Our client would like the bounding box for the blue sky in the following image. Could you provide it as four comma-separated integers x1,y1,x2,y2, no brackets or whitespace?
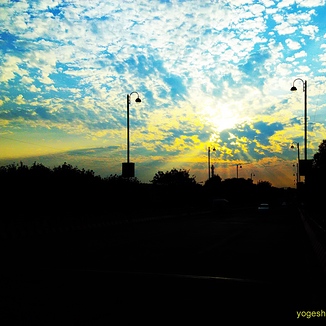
1,0,326,187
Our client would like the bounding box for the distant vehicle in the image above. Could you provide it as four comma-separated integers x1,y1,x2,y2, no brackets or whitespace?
257,203,270,214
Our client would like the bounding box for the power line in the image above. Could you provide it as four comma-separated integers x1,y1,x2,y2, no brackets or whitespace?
0,135,61,151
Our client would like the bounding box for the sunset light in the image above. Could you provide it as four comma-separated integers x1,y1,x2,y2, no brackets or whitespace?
1,0,326,188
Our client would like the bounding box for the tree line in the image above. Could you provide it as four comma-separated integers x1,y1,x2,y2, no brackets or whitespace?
1,161,284,220
1,139,325,232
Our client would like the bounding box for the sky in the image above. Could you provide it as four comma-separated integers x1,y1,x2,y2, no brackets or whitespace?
1,0,326,188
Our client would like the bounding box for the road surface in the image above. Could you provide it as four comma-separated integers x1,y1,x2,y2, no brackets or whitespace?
1,204,326,324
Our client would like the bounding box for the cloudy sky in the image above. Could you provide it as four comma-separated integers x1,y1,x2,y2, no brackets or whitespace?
1,0,326,187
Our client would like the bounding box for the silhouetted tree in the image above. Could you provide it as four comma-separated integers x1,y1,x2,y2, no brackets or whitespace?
150,168,197,186
103,174,140,185
256,180,272,189
204,174,222,186
203,174,222,197
219,178,256,205
149,168,200,212
308,139,326,210
255,180,273,203
52,162,98,182
30,161,52,177
312,139,326,170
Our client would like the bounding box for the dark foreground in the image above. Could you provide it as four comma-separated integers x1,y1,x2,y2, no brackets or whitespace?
1,204,326,325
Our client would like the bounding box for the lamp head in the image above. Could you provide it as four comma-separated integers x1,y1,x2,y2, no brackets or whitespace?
290,86,297,92
135,97,141,103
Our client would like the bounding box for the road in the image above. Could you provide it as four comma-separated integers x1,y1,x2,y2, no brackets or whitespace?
2,204,326,325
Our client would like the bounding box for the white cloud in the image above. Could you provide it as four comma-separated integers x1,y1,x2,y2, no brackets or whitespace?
31,0,61,11
318,53,326,65
297,0,326,7
277,0,296,8
274,21,297,35
302,25,319,39
294,50,307,59
29,85,41,92
45,85,58,92
0,55,26,82
260,0,275,7
15,94,25,105
21,75,34,84
250,3,266,14
285,39,301,50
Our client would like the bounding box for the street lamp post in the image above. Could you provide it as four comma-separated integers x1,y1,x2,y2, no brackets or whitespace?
291,142,300,185
236,164,242,179
122,91,141,178
208,146,216,179
291,79,307,162
291,142,300,161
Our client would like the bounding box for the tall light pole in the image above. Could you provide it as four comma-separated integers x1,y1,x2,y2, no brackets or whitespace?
291,142,300,185
291,142,300,161
291,79,307,162
208,146,216,179
122,91,141,178
236,164,242,179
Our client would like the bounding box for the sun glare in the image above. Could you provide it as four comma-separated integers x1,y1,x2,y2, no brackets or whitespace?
201,105,242,132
